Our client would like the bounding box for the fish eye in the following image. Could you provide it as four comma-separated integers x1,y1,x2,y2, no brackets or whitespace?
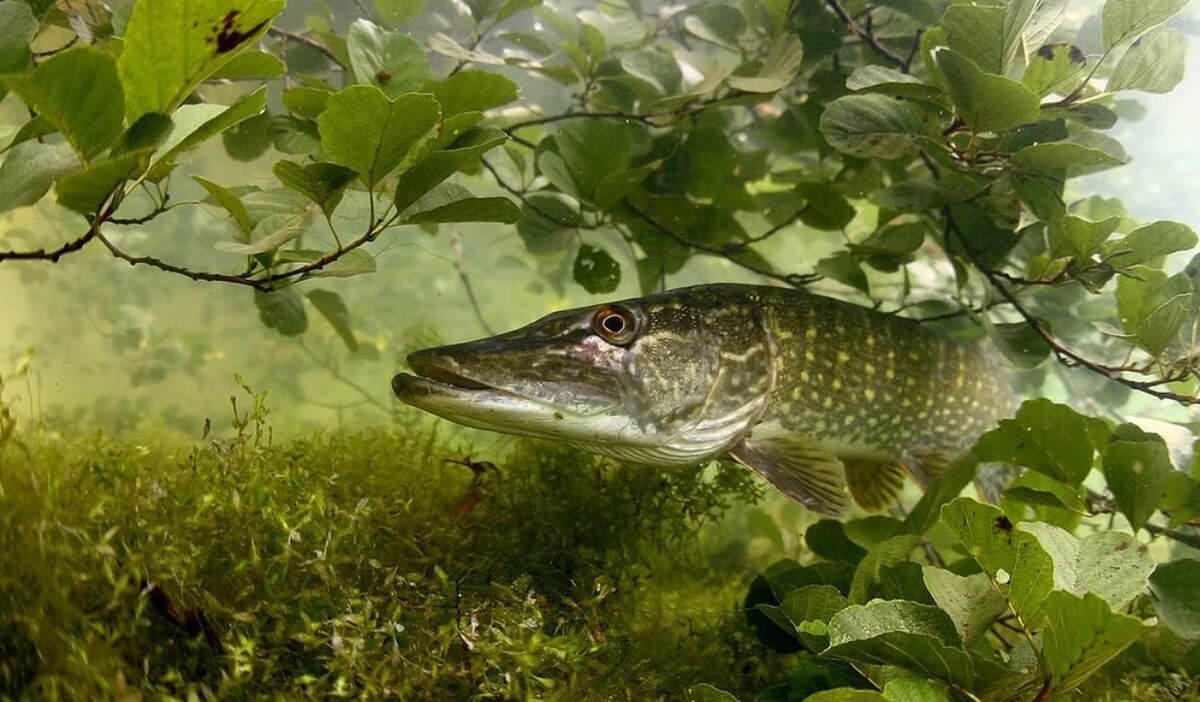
592,305,637,345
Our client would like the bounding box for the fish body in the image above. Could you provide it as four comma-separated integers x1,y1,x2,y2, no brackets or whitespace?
391,284,1015,513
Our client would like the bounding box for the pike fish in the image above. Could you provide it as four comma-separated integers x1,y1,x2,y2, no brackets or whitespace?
391,284,1015,514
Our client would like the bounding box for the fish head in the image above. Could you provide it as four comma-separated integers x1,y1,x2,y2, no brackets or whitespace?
391,286,774,462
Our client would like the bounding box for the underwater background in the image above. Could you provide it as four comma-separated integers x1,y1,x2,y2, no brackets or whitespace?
2,0,1200,700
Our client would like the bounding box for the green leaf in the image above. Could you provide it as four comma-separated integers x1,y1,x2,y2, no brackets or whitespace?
1117,268,1193,356
393,126,506,212
154,86,268,168
1004,485,1086,513
1049,214,1121,259
986,320,1052,369
869,178,974,212
1104,220,1198,269
939,498,1055,622
1039,591,1146,690
549,119,638,203
936,49,1041,133
273,160,358,218
282,87,331,120
940,2,1007,75
54,153,141,214
780,585,850,628
619,50,683,95
319,87,440,187
426,31,505,66
1109,27,1186,93
0,142,80,213
816,253,869,294
405,196,520,224
922,567,1005,647
306,289,358,351
825,600,973,687
0,0,38,100
973,399,1094,484
777,585,850,651
1021,522,1155,606
119,0,283,124
516,191,581,255
215,210,311,254
573,244,621,294
375,0,426,25
848,534,921,604
432,70,518,118
1101,0,1189,50
255,288,308,336
269,115,321,156
1103,438,1173,530
1012,133,1129,176
843,516,902,549
346,19,431,98
311,249,377,279
805,520,867,564
1,47,124,161
1149,559,1200,639
900,455,978,536
882,677,951,702
192,175,252,235
853,222,926,272
820,94,928,159
221,113,273,161
1023,42,1090,97
806,690,885,702
5,115,55,151
794,182,854,231
683,5,746,49
115,114,174,157
208,50,285,79
727,33,803,93
687,684,740,702
846,65,942,98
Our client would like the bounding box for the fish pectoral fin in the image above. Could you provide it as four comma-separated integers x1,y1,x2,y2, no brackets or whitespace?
730,435,848,516
844,458,907,512
904,450,954,489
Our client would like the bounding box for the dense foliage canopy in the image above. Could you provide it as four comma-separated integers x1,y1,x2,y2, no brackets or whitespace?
2,0,1200,699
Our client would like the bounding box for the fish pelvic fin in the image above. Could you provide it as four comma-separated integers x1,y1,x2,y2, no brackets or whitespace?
844,458,907,512
904,449,954,489
730,435,848,516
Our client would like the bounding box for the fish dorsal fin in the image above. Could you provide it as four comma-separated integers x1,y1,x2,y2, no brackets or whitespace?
730,435,848,515
844,458,907,512
905,450,953,489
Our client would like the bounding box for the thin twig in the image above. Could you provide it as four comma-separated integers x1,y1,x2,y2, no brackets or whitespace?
0,228,98,262
448,230,495,335
622,201,819,288
267,27,344,67
824,0,910,71
943,212,1196,405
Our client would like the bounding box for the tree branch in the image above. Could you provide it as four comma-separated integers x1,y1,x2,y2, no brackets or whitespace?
622,201,819,288
267,27,344,67
0,228,98,262
943,211,1197,405
825,0,911,71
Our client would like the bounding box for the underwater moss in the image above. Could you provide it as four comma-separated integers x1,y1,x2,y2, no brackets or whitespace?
0,413,792,701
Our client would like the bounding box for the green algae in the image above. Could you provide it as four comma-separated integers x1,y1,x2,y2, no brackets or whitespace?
0,400,785,701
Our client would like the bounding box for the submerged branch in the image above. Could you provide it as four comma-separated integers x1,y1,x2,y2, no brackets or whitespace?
825,0,911,71
0,228,98,263
622,201,819,288
943,212,1197,406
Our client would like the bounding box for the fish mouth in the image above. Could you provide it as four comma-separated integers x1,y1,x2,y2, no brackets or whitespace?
392,351,495,398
